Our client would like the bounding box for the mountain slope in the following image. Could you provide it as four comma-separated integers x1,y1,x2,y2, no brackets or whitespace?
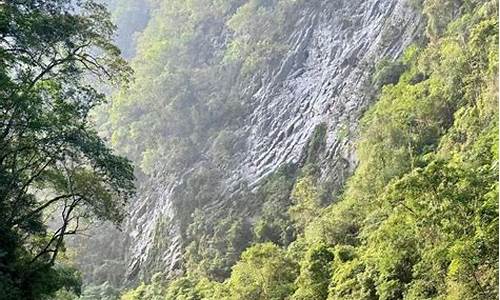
115,0,498,299
75,1,497,298
104,0,423,284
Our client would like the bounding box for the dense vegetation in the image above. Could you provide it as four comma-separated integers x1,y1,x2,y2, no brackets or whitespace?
0,1,134,299
2,0,497,299
112,0,499,299
88,0,320,284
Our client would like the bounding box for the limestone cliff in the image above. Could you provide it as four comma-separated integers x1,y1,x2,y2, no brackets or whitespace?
80,0,424,286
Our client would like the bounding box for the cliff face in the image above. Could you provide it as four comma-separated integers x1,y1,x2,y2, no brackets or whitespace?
116,0,423,284
236,0,421,186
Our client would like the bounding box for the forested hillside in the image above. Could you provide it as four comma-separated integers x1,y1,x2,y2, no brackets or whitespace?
114,1,498,299
78,0,424,289
111,0,499,299
0,0,497,300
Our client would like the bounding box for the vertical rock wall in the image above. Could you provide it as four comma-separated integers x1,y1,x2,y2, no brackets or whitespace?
122,0,423,283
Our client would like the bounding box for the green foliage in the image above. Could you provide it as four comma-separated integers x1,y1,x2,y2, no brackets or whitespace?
0,1,134,299
118,244,299,300
118,275,227,300
79,282,120,300
108,0,241,173
253,164,297,246
162,277,203,300
292,244,334,300
328,249,376,300
89,0,498,299
288,176,321,232
185,212,253,280
225,0,303,75
305,123,328,164
224,243,299,300
315,1,499,299
121,274,166,300
372,59,407,90
121,283,149,300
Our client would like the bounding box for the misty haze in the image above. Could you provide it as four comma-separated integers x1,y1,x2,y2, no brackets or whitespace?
0,0,498,299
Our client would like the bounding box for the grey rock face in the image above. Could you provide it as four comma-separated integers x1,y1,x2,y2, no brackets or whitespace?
122,0,423,283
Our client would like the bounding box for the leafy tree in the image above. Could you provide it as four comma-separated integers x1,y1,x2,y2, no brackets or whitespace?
321,2,498,299
76,0,498,299
163,277,202,300
120,273,165,300
226,243,299,300
80,282,120,300
0,1,134,299
289,176,321,232
185,212,253,281
292,244,334,300
253,164,297,246
225,0,295,74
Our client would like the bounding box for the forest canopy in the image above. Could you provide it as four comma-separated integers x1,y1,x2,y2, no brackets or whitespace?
111,0,499,299
1,0,497,299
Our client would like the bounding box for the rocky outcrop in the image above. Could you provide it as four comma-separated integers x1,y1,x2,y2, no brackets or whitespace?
121,0,423,283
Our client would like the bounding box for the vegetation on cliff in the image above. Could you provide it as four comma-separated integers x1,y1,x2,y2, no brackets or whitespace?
115,0,499,299
2,0,497,299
